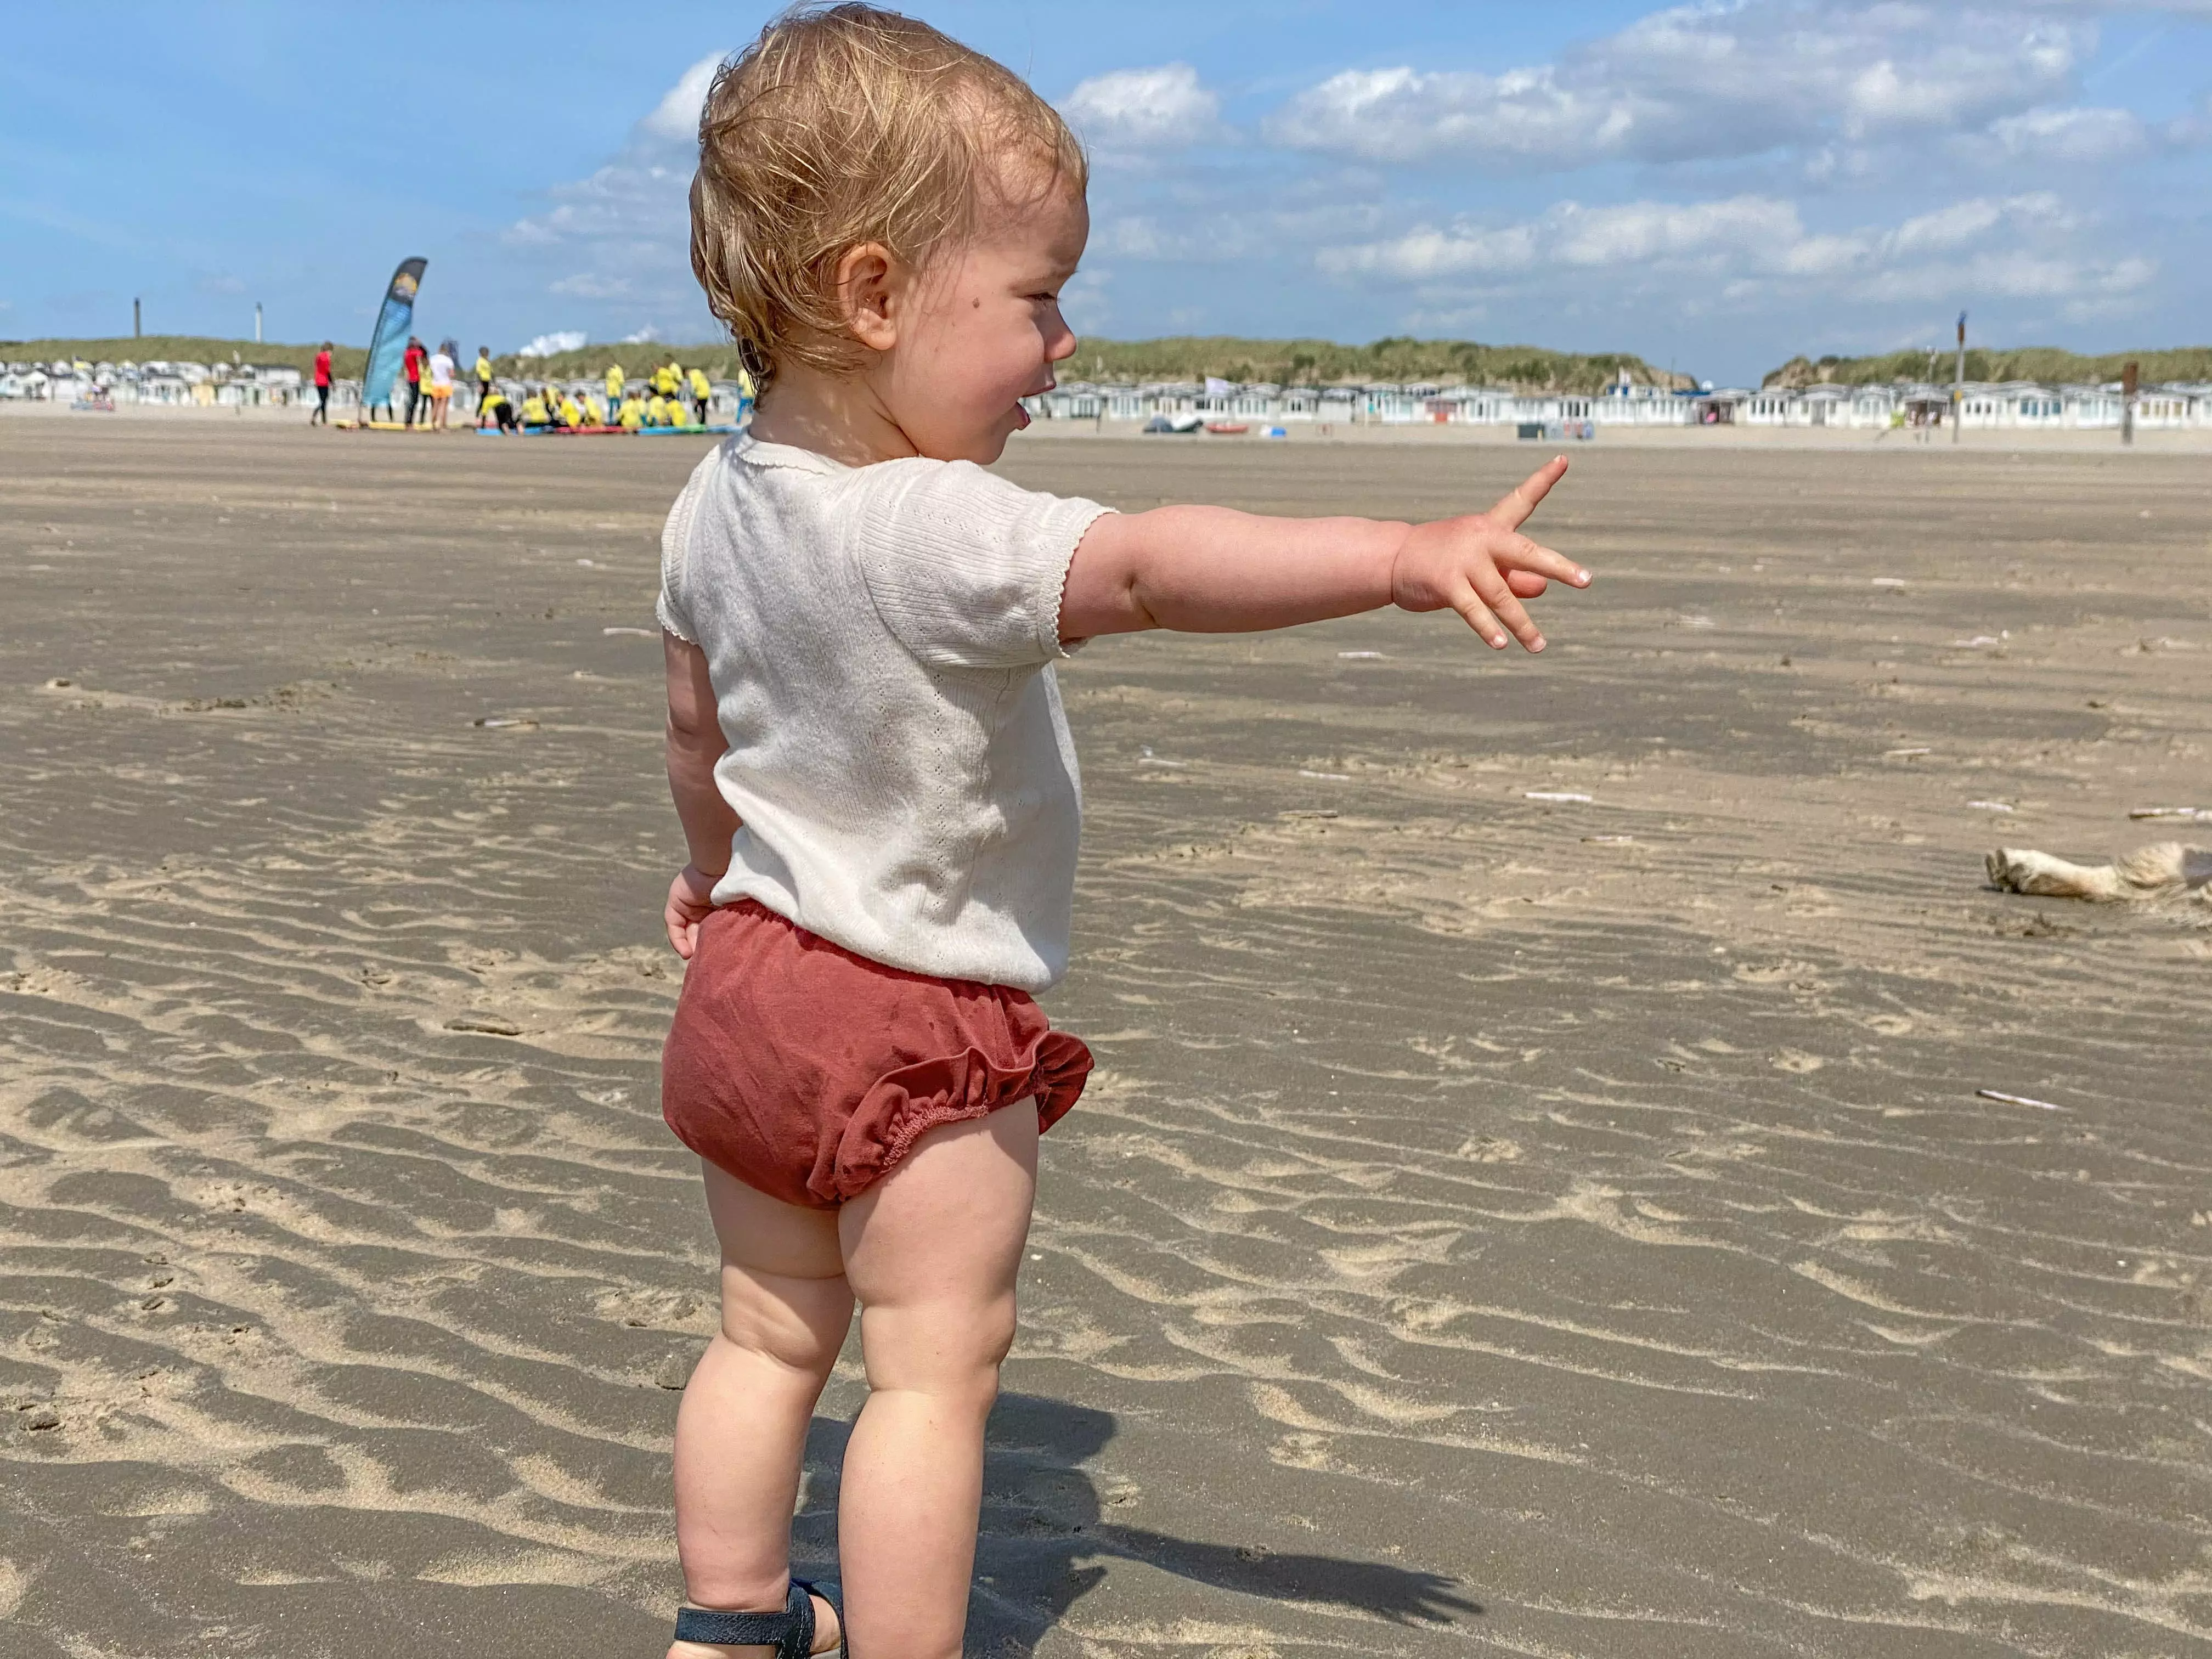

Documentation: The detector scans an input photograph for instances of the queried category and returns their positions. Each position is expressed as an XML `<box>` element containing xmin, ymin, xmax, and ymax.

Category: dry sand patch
<box><xmin>2</xmin><ymin>421</ymin><xmax>2208</xmax><ymax>1657</ymax></box>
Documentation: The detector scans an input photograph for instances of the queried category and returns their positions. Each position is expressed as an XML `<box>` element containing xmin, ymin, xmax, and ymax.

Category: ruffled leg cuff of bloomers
<box><xmin>819</xmin><ymin>1029</ymin><xmax>1091</xmax><ymax>1205</ymax></box>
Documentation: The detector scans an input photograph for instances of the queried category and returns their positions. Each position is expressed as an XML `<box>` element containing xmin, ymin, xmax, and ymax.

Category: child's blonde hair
<box><xmin>690</xmin><ymin>3</ymin><xmax>1086</xmax><ymax>387</ymax></box>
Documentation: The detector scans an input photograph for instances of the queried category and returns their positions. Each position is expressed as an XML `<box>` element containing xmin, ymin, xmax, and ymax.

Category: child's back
<box><xmin>659</xmin><ymin>438</ymin><xmax>1107</xmax><ymax>986</ymax></box>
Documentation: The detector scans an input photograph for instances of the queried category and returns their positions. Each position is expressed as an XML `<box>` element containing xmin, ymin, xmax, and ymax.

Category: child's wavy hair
<box><xmin>690</xmin><ymin>3</ymin><xmax>1086</xmax><ymax>389</ymax></box>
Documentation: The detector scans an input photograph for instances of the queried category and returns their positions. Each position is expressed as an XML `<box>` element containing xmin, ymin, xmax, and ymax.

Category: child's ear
<box><xmin>836</xmin><ymin>242</ymin><xmax>902</xmax><ymax>353</ymax></box>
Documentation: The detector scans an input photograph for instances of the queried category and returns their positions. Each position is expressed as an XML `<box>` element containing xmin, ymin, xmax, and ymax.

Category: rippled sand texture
<box><xmin>3</xmin><ymin>422</ymin><xmax>2208</xmax><ymax>1657</ymax></box>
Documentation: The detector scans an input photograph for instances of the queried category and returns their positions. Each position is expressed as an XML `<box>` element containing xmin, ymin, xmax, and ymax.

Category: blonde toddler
<box><xmin>654</xmin><ymin>9</ymin><xmax>1589</xmax><ymax>1656</ymax></box>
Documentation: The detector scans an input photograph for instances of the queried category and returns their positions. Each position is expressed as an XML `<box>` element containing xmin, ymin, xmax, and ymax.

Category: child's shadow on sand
<box><xmin>795</xmin><ymin>1393</ymin><xmax>1480</xmax><ymax>1652</ymax></box>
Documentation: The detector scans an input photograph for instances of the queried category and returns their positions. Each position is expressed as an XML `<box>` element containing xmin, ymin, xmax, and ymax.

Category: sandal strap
<box><xmin>795</xmin><ymin>1578</ymin><xmax>842</xmax><ymax>1659</ymax></box>
<box><xmin>674</xmin><ymin>1578</ymin><xmax>816</xmax><ymax>1656</ymax></box>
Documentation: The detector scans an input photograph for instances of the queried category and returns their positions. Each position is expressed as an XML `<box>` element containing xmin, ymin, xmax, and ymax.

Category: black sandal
<box><xmin>673</xmin><ymin>1578</ymin><xmax>841</xmax><ymax>1656</ymax></box>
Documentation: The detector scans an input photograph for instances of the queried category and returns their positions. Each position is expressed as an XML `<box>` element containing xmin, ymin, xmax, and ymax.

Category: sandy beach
<box><xmin>3</xmin><ymin>419</ymin><xmax>2208</xmax><ymax>1657</ymax></box>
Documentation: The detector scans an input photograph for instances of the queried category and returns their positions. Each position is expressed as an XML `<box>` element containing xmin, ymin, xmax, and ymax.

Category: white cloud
<box><xmin>1322</xmin><ymin>196</ymin><xmax>1802</xmax><ymax>283</ymax></box>
<box><xmin>2008</xmin><ymin>1</ymin><xmax>2212</xmax><ymax>11</ymax></box>
<box><xmin>1316</xmin><ymin>190</ymin><xmax>2146</xmax><ymax>311</ymax></box>
<box><xmin>1063</xmin><ymin>63</ymin><xmax>1222</xmax><ymax>149</ymax></box>
<box><xmin>1854</xmin><ymin>250</ymin><xmax>2154</xmax><ymax>307</ymax></box>
<box><xmin>1264</xmin><ymin>2</ymin><xmax>2092</xmax><ymax>168</ymax></box>
<box><xmin>642</xmin><ymin>53</ymin><xmax>724</xmax><ymax>144</ymax></box>
<box><xmin>1550</xmin><ymin>197</ymin><xmax>1804</xmax><ymax>266</ymax></box>
<box><xmin>550</xmin><ymin>274</ymin><xmax>634</xmax><ymax>298</ymax></box>
<box><xmin>1986</xmin><ymin>104</ymin><xmax>2148</xmax><ymax>160</ymax></box>
<box><xmin>517</xmin><ymin>330</ymin><xmax>588</xmax><ymax>358</ymax></box>
<box><xmin>1316</xmin><ymin>223</ymin><xmax>1540</xmax><ymax>279</ymax></box>
<box><xmin>1886</xmin><ymin>192</ymin><xmax>2067</xmax><ymax>256</ymax></box>
<box><xmin>500</xmin><ymin>55</ymin><xmax>729</xmax><ymax>340</ymax></box>
<box><xmin>2162</xmin><ymin>89</ymin><xmax>2212</xmax><ymax>146</ymax></box>
<box><xmin>1090</xmin><ymin>189</ymin><xmax>1385</xmax><ymax>266</ymax></box>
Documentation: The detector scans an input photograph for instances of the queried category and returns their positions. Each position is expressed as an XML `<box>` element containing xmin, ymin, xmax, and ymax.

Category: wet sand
<box><xmin>2</xmin><ymin>420</ymin><xmax>2207</xmax><ymax>1657</ymax></box>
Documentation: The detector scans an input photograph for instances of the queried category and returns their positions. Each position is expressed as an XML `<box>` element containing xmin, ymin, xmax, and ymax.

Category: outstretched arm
<box><xmin>1060</xmin><ymin>456</ymin><xmax>1588</xmax><ymax>652</ymax></box>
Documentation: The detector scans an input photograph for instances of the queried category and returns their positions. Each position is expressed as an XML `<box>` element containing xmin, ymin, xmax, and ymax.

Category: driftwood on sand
<box><xmin>1987</xmin><ymin>840</ymin><xmax>2212</xmax><ymax>909</ymax></box>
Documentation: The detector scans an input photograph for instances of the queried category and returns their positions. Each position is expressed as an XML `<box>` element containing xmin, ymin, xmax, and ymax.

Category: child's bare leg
<box><xmin>838</xmin><ymin>1107</ymin><xmax>1039</xmax><ymax>1659</ymax></box>
<box><xmin>671</xmin><ymin>1161</ymin><xmax>853</xmax><ymax>1658</ymax></box>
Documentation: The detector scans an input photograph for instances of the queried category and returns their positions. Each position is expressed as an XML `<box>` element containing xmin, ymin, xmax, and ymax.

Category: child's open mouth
<box><xmin>1013</xmin><ymin>404</ymin><xmax>1032</xmax><ymax>430</ymax></box>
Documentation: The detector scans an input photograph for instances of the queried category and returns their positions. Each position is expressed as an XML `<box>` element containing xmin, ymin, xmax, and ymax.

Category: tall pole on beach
<box><xmin>1952</xmin><ymin>311</ymin><xmax>1965</xmax><ymax>446</ymax></box>
<box><xmin>2122</xmin><ymin>360</ymin><xmax>2138</xmax><ymax>446</ymax></box>
<box><xmin>133</xmin><ymin>297</ymin><xmax>141</xmax><ymax>339</ymax></box>
<box><xmin>255</xmin><ymin>302</ymin><xmax>263</xmax><ymax>345</ymax></box>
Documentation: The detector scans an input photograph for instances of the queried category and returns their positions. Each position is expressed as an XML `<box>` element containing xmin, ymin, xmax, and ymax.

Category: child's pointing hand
<box><xmin>1390</xmin><ymin>456</ymin><xmax>1590</xmax><ymax>652</ymax></box>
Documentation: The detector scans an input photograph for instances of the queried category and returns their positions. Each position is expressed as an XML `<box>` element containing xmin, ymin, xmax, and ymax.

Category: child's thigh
<box><xmin>840</xmin><ymin>1107</ymin><xmax>1037</xmax><ymax>1339</ymax></box>
<box><xmin>702</xmin><ymin>1159</ymin><xmax>851</xmax><ymax>1360</ymax></box>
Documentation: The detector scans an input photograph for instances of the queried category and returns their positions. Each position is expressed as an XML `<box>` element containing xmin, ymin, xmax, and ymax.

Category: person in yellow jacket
<box><xmin>687</xmin><ymin>365</ymin><xmax>713</xmax><ymax>424</ymax></box>
<box><xmin>473</xmin><ymin>347</ymin><xmax>495</xmax><ymax>408</ymax></box>
<box><xmin>618</xmin><ymin>391</ymin><xmax>646</xmax><ymax>430</ymax></box>
<box><xmin>558</xmin><ymin>391</ymin><xmax>585</xmax><ymax>429</ymax></box>
<box><xmin>477</xmin><ymin>387</ymin><xmax>516</xmax><ymax>431</ymax></box>
<box><xmin>652</xmin><ymin>358</ymin><xmax>680</xmax><ymax>398</ymax></box>
<box><xmin>645</xmin><ymin>392</ymin><xmax>670</xmax><ymax>427</ymax></box>
<box><xmin>581</xmin><ymin>392</ymin><xmax>606</xmax><ymax>427</ymax></box>
<box><xmin>604</xmin><ymin>362</ymin><xmax>624</xmax><ymax>408</ymax></box>
<box><xmin>519</xmin><ymin>390</ymin><xmax>549</xmax><ymax>427</ymax></box>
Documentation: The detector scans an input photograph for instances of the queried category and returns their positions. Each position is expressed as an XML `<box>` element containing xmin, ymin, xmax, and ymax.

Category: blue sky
<box><xmin>4</xmin><ymin>1</ymin><xmax>2209</xmax><ymax>385</ymax></box>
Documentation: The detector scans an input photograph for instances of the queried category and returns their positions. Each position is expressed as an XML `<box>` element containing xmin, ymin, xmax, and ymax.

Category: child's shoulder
<box><xmin>720</xmin><ymin>438</ymin><xmax>1039</xmax><ymax>522</ymax></box>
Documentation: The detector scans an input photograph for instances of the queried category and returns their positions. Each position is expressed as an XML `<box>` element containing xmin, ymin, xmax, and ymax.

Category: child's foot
<box><xmin>667</xmin><ymin>1588</ymin><xmax>840</xmax><ymax>1658</ymax></box>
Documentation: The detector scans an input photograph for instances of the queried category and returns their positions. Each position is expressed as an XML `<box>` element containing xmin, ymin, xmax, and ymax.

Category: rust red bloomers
<box><xmin>662</xmin><ymin>900</ymin><xmax>1092</xmax><ymax>1208</ymax></box>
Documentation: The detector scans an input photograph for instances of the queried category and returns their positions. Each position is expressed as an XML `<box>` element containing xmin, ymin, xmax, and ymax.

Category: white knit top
<box><xmin>657</xmin><ymin>435</ymin><xmax>1114</xmax><ymax>991</ymax></box>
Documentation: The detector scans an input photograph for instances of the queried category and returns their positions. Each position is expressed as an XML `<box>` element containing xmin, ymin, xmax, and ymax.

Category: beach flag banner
<box><xmin>362</xmin><ymin>257</ymin><xmax>428</xmax><ymax>412</ymax></box>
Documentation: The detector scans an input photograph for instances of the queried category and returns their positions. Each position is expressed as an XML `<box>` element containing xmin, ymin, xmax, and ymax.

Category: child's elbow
<box><xmin>664</xmin><ymin>708</ymin><xmax>726</xmax><ymax>763</ymax></box>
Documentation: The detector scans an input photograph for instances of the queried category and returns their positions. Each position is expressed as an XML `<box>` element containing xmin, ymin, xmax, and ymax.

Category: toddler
<box><xmin>654</xmin><ymin>8</ymin><xmax>1588</xmax><ymax>1656</ymax></box>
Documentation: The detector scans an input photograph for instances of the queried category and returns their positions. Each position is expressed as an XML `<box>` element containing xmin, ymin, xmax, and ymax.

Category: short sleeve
<box><xmin>852</xmin><ymin>460</ymin><xmax>1114</xmax><ymax>669</ymax></box>
<box><xmin>656</xmin><ymin>449</ymin><xmax>718</xmax><ymax>645</ymax></box>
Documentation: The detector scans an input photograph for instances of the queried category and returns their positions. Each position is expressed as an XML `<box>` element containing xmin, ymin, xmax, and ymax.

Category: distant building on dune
<box><xmin>1691</xmin><ymin>377</ymin><xmax>2204</xmax><ymax>432</ymax></box>
<box><xmin>998</xmin><ymin>363</ymin><xmax>2212</xmax><ymax>436</ymax></box>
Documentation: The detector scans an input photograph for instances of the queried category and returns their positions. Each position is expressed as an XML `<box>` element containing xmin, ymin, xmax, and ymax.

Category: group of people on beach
<box><xmin>477</xmin><ymin>357</ymin><xmax>728</xmax><ymax>433</ymax></box>
<box><xmin>396</xmin><ymin>336</ymin><xmax>466</xmax><ymax>429</ymax></box>
<box><xmin>313</xmin><ymin>335</ymin><xmax>732</xmax><ymax>433</ymax></box>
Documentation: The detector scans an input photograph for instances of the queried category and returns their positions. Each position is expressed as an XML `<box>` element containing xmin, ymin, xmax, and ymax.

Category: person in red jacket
<box><xmin>310</xmin><ymin>342</ymin><xmax>333</xmax><ymax>426</ymax></box>
<box><xmin>402</xmin><ymin>337</ymin><xmax>425</xmax><ymax>427</ymax></box>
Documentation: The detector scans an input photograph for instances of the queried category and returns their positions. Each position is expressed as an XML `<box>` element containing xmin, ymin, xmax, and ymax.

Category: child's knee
<box><xmin>716</xmin><ymin>1313</ymin><xmax>846</xmax><ymax>1379</ymax></box>
<box><xmin>718</xmin><ymin>1273</ymin><xmax>853</xmax><ymax>1374</ymax></box>
<box><xmin>974</xmin><ymin>1295</ymin><xmax>1018</xmax><ymax>1369</ymax></box>
<box><xmin>861</xmin><ymin>1293</ymin><xmax>1016</xmax><ymax>1394</ymax></box>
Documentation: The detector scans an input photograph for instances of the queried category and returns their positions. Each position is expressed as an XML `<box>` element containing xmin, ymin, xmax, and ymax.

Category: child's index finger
<box><xmin>1487</xmin><ymin>455</ymin><xmax>1569</xmax><ymax>531</ymax></box>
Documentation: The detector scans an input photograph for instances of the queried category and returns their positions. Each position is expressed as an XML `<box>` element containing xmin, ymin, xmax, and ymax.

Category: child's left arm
<box><xmin>663</xmin><ymin>633</ymin><xmax>738</xmax><ymax>958</ymax></box>
<box><xmin>1061</xmin><ymin>455</ymin><xmax>1586</xmax><ymax>653</ymax></box>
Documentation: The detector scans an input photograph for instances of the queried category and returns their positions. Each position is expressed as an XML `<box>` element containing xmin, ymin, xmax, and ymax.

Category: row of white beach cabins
<box><xmin>7</xmin><ymin>358</ymin><xmax>2208</xmax><ymax>433</ymax></box>
<box><xmin>1023</xmin><ymin>376</ymin><xmax>2211</xmax><ymax>431</ymax></box>
<box><xmin>2</xmin><ymin>359</ymin><xmax>309</xmax><ymax>405</ymax></box>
